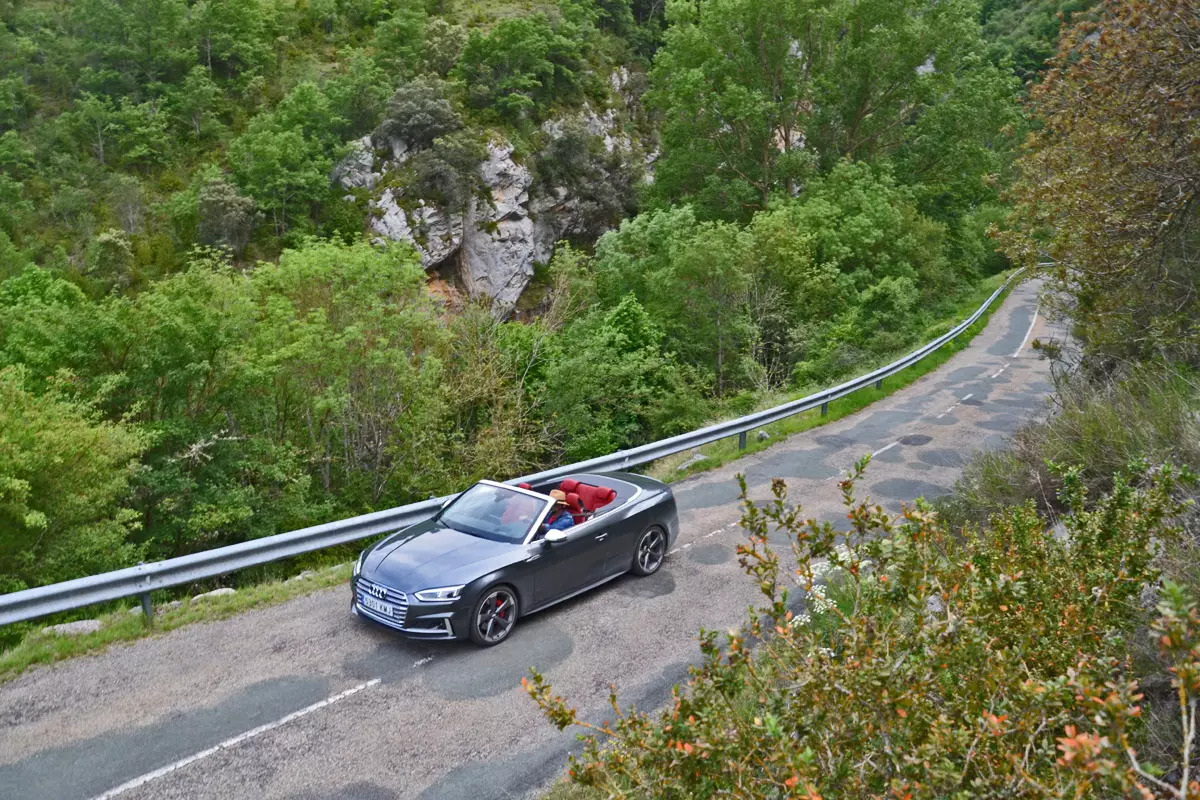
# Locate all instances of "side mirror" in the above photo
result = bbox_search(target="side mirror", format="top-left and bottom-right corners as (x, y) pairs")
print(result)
(543, 529), (568, 544)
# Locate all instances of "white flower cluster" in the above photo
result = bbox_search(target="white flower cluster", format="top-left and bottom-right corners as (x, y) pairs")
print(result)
(790, 612), (812, 628)
(808, 584), (835, 614)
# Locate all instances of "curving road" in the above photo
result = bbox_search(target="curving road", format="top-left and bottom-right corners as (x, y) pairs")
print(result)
(0, 279), (1064, 800)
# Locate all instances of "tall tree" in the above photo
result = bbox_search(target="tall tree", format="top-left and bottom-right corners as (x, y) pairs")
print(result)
(1003, 0), (1200, 368)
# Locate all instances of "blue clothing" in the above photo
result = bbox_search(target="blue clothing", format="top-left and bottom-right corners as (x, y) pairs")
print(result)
(546, 511), (575, 531)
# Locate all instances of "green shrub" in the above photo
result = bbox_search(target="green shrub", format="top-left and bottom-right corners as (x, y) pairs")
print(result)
(939, 368), (1200, 531)
(527, 459), (1194, 797)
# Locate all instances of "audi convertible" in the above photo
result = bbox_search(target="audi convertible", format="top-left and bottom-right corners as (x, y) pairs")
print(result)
(351, 472), (679, 646)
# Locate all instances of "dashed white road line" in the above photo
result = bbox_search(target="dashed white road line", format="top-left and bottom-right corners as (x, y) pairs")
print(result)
(670, 526), (740, 555)
(1012, 303), (1040, 358)
(936, 393), (973, 419)
(990, 363), (1010, 379)
(91, 679), (382, 800)
(412, 656), (434, 668)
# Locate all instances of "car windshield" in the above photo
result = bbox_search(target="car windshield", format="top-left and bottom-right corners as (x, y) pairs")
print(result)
(439, 484), (549, 543)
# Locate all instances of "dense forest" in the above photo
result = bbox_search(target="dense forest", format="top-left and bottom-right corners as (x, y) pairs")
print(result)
(0, 0), (1078, 593)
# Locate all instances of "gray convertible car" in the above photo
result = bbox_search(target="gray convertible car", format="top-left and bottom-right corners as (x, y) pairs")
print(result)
(351, 472), (679, 646)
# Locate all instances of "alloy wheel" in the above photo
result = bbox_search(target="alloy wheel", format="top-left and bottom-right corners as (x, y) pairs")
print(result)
(475, 588), (516, 644)
(636, 528), (666, 574)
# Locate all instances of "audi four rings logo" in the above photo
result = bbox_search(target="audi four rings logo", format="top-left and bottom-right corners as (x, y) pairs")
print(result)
(366, 584), (387, 599)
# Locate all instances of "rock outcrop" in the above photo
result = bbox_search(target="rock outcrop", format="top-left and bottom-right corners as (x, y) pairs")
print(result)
(333, 71), (647, 318)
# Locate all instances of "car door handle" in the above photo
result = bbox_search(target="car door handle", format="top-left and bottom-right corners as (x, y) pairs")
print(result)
(594, 533), (608, 541)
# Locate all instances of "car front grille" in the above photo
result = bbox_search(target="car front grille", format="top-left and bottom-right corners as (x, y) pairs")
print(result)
(356, 577), (408, 627)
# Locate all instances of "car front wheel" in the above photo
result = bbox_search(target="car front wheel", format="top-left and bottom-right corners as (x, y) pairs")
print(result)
(631, 527), (667, 576)
(468, 585), (519, 647)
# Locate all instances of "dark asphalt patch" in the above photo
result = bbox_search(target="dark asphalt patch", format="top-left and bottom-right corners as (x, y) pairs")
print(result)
(939, 366), (988, 383)
(743, 448), (837, 482)
(814, 433), (856, 450)
(961, 397), (984, 406)
(617, 570), (675, 599)
(909, 462), (933, 472)
(422, 619), (573, 701)
(873, 445), (905, 464)
(869, 478), (951, 502)
(673, 481), (741, 511)
(976, 416), (1023, 433)
(688, 543), (732, 565)
(988, 302), (1036, 356)
(0, 676), (332, 800)
(929, 415), (958, 425)
(417, 661), (696, 800)
(917, 449), (966, 468)
(900, 434), (933, 446)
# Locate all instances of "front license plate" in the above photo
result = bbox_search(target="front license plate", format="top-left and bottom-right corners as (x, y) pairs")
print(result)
(361, 595), (395, 617)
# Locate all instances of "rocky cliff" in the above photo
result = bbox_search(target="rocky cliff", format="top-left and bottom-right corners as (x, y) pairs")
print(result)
(333, 72), (651, 318)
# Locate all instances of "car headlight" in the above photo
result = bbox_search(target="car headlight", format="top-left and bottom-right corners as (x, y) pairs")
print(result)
(414, 585), (465, 603)
(353, 552), (364, 577)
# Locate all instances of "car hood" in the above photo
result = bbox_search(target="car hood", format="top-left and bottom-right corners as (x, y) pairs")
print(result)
(361, 519), (522, 591)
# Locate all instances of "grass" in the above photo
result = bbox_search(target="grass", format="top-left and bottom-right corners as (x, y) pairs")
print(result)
(0, 563), (351, 685)
(0, 271), (1020, 686)
(647, 270), (1021, 484)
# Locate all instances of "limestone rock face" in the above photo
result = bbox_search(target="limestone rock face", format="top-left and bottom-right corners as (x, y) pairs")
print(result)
(458, 142), (546, 317)
(334, 70), (647, 317)
(331, 135), (378, 192)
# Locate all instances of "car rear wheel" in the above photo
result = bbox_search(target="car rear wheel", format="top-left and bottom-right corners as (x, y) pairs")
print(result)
(468, 585), (519, 647)
(631, 527), (667, 576)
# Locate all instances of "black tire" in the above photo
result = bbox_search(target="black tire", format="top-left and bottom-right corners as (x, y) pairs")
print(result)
(468, 585), (519, 647)
(630, 527), (667, 576)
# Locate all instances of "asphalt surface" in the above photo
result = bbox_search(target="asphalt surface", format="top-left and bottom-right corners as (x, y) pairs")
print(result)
(0, 279), (1064, 800)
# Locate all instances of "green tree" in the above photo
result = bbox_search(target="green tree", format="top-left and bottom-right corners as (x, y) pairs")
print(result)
(1002, 0), (1200, 369)
(648, 0), (1018, 221)
(454, 14), (585, 121)
(0, 366), (148, 591)
(374, 75), (461, 149)
(172, 65), (225, 142)
(541, 295), (708, 460)
(190, 0), (272, 79)
(228, 83), (345, 236)
(595, 207), (754, 393)
(249, 239), (453, 505)
(72, 0), (190, 96)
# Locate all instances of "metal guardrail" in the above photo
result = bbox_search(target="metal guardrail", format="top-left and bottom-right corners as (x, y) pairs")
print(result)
(0, 269), (1027, 626)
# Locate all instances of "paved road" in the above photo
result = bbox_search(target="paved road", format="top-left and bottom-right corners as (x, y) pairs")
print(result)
(0, 280), (1062, 800)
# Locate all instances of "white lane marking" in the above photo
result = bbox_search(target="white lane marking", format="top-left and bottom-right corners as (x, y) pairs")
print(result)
(1012, 303), (1040, 358)
(990, 363), (1010, 379)
(936, 393), (973, 419)
(412, 656), (434, 668)
(91, 679), (381, 800)
(827, 439), (903, 481)
(872, 441), (900, 458)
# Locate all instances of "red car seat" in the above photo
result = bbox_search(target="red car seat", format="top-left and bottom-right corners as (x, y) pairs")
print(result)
(574, 483), (617, 513)
(517, 482), (532, 490)
(559, 478), (580, 494)
(564, 492), (586, 524)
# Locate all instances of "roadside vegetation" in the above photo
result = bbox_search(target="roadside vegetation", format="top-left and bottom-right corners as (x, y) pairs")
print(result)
(532, 1), (1200, 797)
(1, 0), (1033, 648)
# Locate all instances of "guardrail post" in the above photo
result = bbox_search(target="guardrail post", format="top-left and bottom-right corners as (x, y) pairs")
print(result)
(738, 431), (748, 450)
(140, 592), (153, 623)
(820, 402), (828, 417)
(874, 379), (883, 391)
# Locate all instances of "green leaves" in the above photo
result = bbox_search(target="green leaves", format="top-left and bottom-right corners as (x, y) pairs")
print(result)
(454, 14), (587, 122)
(527, 463), (1192, 797)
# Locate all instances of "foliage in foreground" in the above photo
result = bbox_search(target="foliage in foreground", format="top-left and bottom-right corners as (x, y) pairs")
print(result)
(527, 460), (1200, 797)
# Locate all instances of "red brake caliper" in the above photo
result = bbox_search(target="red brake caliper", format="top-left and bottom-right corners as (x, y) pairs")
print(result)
(496, 597), (505, 617)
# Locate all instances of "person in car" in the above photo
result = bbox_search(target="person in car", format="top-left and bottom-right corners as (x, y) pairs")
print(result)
(545, 490), (576, 532)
